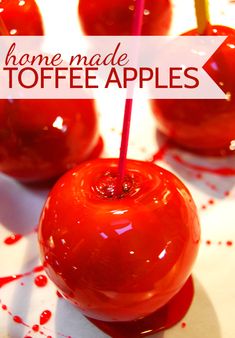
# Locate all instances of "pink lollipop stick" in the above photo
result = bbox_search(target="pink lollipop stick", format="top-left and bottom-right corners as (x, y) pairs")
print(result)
(117, 0), (145, 193)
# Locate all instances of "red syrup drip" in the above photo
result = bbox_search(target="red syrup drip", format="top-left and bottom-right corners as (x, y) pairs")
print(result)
(172, 154), (235, 176)
(56, 290), (63, 298)
(227, 241), (233, 246)
(4, 233), (23, 245)
(1, 301), (60, 338)
(150, 142), (170, 162)
(88, 276), (194, 338)
(204, 240), (233, 246)
(40, 310), (52, 325)
(150, 142), (235, 178)
(32, 324), (40, 332)
(196, 173), (203, 179)
(0, 266), (44, 288)
(0, 275), (22, 288)
(13, 315), (29, 328)
(181, 322), (187, 328)
(201, 199), (216, 211)
(34, 274), (48, 287)
(34, 266), (44, 273)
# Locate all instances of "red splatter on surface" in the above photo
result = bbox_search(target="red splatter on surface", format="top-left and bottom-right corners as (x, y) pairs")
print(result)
(34, 266), (44, 273)
(181, 322), (187, 328)
(32, 324), (40, 331)
(204, 240), (233, 247)
(40, 310), (52, 325)
(172, 154), (235, 176)
(13, 315), (29, 328)
(0, 274), (23, 288)
(196, 173), (203, 179)
(34, 275), (48, 287)
(0, 266), (43, 288)
(4, 234), (23, 245)
(150, 142), (170, 162)
(0, 301), (65, 337)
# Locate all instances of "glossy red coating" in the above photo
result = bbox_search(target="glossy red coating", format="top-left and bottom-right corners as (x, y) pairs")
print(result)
(0, 99), (100, 182)
(151, 25), (235, 156)
(0, 0), (43, 35)
(78, 0), (172, 36)
(38, 158), (200, 322)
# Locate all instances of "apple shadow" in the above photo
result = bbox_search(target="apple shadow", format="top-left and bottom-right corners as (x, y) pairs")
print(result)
(154, 130), (235, 200)
(0, 173), (49, 234)
(149, 276), (222, 338)
(53, 276), (221, 338)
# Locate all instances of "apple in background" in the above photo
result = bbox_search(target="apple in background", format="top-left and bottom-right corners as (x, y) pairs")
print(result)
(38, 158), (200, 322)
(0, 99), (101, 182)
(0, 0), (43, 35)
(78, 0), (172, 36)
(151, 25), (235, 156)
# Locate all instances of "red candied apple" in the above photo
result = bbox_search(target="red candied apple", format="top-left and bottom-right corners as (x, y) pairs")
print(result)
(0, 0), (43, 35)
(0, 99), (101, 182)
(78, 0), (172, 36)
(151, 25), (235, 156)
(38, 158), (200, 322)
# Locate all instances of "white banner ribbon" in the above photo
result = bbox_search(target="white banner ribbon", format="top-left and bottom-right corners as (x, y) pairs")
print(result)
(0, 36), (227, 99)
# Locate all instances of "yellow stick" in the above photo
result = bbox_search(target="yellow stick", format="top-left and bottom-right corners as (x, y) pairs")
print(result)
(194, 0), (210, 35)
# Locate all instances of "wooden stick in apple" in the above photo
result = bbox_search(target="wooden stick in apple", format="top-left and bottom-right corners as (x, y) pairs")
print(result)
(117, 0), (145, 193)
(194, 0), (210, 35)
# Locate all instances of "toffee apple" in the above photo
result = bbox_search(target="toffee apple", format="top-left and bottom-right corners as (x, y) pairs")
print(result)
(38, 158), (200, 322)
(151, 0), (235, 156)
(0, 0), (43, 35)
(0, 99), (101, 182)
(78, 0), (172, 36)
(151, 25), (235, 156)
